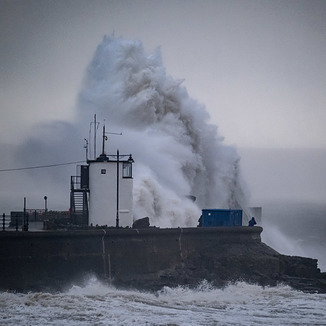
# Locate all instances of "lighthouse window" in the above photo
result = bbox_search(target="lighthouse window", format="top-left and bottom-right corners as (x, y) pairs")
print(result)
(123, 162), (132, 178)
(101, 169), (106, 174)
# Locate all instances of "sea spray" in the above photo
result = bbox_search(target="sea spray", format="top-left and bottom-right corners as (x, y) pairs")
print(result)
(77, 36), (249, 226)
(1, 277), (325, 326)
(7, 36), (249, 226)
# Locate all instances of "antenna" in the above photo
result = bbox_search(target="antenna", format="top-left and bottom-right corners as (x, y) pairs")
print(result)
(101, 124), (108, 155)
(86, 116), (122, 159)
(101, 119), (122, 156)
(101, 120), (122, 156)
(84, 138), (88, 161)
(89, 114), (100, 160)
(94, 114), (97, 160)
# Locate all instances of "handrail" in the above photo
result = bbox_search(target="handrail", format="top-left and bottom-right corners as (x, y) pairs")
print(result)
(71, 176), (81, 190)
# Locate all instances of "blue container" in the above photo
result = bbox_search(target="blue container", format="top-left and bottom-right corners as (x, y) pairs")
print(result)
(200, 209), (242, 227)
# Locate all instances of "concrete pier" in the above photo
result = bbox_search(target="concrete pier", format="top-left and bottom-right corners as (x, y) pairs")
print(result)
(0, 227), (324, 292)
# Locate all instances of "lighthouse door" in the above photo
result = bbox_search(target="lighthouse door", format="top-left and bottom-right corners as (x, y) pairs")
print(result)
(80, 165), (89, 189)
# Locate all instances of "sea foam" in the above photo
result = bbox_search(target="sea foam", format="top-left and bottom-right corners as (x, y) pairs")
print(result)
(77, 36), (249, 226)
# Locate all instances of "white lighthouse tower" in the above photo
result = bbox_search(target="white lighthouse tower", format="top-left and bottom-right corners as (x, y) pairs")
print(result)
(70, 122), (134, 227)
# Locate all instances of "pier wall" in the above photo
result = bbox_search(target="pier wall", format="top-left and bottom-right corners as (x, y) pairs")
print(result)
(0, 227), (321, 292)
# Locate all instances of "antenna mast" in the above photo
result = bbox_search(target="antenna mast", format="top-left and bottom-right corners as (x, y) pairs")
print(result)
(88, 117), (122, 158)
(84, 138), (88, 161)
(89, 114), (99, 160)
(94, 114), (97, 160)
(102, 124), (107, 155)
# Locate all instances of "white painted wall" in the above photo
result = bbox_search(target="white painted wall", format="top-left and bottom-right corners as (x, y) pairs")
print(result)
(88, 160), (133, 227)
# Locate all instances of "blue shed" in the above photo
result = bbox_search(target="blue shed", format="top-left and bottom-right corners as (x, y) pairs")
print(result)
(200, 209), (242, 227)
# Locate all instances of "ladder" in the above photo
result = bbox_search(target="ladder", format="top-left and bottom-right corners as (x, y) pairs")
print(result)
(70, 176), (89, 225)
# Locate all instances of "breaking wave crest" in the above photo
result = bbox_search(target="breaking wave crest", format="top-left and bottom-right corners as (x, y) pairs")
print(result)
(1, 276), (325, 326)
(77, 36), (249, 226)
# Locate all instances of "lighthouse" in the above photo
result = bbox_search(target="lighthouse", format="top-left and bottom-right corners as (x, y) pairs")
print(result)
(70, 123), (134, 227)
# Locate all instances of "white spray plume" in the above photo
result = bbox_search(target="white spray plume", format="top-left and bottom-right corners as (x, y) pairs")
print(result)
(78, 36), (249, 227)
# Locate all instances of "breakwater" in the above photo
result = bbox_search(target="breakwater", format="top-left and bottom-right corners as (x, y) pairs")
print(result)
(0, 227), (325, 293)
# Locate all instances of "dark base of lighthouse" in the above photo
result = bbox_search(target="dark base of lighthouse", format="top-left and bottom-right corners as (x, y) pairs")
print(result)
(0, 227), (325, 293)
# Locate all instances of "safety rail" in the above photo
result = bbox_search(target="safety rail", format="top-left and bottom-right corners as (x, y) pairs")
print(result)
(70, 176), (89, 226)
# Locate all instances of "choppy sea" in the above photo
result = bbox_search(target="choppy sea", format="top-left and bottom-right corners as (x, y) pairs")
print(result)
(0, 277), (325, 326)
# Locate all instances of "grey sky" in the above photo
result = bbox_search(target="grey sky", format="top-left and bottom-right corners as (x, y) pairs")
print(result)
(0, 0), (326, 208)
(1, 0), (326, 148)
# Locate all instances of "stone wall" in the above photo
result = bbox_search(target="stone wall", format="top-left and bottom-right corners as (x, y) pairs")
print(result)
(0, 227), (324, 292)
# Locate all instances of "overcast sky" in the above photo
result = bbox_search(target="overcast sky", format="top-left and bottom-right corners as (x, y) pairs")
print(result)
(1, 0), (326, 207)
(1, 0), (326, 149)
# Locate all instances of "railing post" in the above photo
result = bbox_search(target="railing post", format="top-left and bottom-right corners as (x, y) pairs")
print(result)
(23, 197), (26, 231)
(116, 149), (119, 228)
(44, 196), (48, 213)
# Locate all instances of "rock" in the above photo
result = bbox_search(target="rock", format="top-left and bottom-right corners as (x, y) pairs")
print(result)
(132, 217), (150, 228)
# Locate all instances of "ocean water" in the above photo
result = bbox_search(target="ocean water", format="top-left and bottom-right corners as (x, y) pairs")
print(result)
(261, 200), (326, 272)
(0, 277), (325, 326)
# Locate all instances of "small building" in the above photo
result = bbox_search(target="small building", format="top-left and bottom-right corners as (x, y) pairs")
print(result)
(70, 123), (134, 227)
(199, 209), (242, 227)
(88, 151), (134, 227)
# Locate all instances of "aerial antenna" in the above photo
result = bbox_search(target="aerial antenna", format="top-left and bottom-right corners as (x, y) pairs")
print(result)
(89, 114), (100, 160)
(84, 138), (88, 161)
(101, 119), (122, 156)
(101, 124), (108, 155)
(94, 114), (98, 159)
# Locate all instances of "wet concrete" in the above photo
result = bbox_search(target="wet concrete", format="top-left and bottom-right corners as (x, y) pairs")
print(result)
(0, 227), (324, 293)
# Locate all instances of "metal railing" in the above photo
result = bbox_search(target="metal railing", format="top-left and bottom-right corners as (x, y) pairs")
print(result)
(70, 176), (89, 225)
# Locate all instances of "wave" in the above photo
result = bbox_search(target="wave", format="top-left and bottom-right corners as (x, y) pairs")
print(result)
(1, 276), (325, 326)
(77, 36), (250, 226)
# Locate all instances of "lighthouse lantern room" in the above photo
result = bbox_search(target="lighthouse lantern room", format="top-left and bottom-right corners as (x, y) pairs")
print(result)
(70, 121), (134, 227)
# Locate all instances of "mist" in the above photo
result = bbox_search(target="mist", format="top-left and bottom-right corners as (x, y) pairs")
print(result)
(260, 199), (326, 272)
(77, 36), (249, 226)
(0, 36), (249, 227)
(0, 121), (84, 212)
(238, 148), (326, 271)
